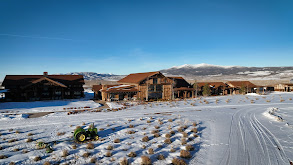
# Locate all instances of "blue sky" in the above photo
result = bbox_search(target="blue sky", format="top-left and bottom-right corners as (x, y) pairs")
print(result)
(0, 0), (292, 80)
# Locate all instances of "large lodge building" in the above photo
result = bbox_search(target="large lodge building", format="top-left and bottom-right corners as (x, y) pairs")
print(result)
(1, 72), (85, 101)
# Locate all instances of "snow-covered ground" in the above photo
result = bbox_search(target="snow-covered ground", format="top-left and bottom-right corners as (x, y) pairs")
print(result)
(0, 92), (293, 164)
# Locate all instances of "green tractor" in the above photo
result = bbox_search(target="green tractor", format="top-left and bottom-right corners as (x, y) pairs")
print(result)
(74, 123), (99, 142)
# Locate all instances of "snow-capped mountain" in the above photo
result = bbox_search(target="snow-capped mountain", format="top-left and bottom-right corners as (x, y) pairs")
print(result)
(61, 72), (124, 81)
(160, 63), (293, 80)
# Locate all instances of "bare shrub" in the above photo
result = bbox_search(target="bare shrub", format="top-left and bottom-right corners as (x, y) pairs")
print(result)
(182, 132), (188, 138)
(157, 154), (165, 160)
(180, 150), (191, 159)
(9, 162), (15, 165)
(178, 127), (183, 132)
(148, 148), (154, 154)
(27, 133), (33, 136)
(43, 161), (51, 165)
(34, 156), (42, 161)
(90, 157), (96, 163)
(142, 145), (146, 149)
(170, 148), (176, 153)
(141, 155), (152, 165)
(62, 149), (69, 157)
(127, 130), (136, 134)
(165, 133), (171, 138)
(114, 138), (121, 143)
(8, 139), (17, 143)
(191, 127), (198, 133)
(172, 158), (187, 165)
(151, 130), (159, 134)
(72, 144), (77, 149)
(86, 143), (94, 149)
(105, 151), (112, 157)
(142, 136), (149, 142)
(170, 130), (175, 135)
(154, 133), (160, 138)
(22, 149), (28, 153)
(128, 151), (137, 157)
(57, 132), (65, 136)
(181, 138), (187, 145)
(129, 124), (134, 128)
(158, 144), (163, 148)
(107, 145), (114, 150)
(26, 138), (33, 143)
(154, 125), (160, 129)
(13, 148), (19, 152)
(185, 144), (195, 151)
(120, 157), (129, 165)
(0, 155), (8, 159)
(164, 138), (172, 144)
(82, 152), (90, 158)
(8, 129), (13, 132)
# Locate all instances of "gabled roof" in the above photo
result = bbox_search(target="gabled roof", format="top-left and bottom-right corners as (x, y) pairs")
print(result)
(23, 77), (67, 88)
(2, 74), (84, 87)
(92, 84), (117, 92)
(197, 82), (227, 88)
(101, 85), (138, 93)
(117, 71), (160, 84)
(168, 77), (191, 88)
(226, 81), (256, 88)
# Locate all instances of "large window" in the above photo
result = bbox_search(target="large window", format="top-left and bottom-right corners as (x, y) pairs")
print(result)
(153, 78), (157, 84)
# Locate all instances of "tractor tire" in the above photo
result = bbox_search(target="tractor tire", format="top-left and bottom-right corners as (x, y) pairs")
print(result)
(75, 132), (87, 142)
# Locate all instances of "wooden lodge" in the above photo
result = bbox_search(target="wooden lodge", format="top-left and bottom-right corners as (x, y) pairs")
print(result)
(226, 81), (257, 94)
(274, 83), (293, 92)
(93, 71), (194, 101)
(197, 82), (229, 95)
(1, 72), (85, 101)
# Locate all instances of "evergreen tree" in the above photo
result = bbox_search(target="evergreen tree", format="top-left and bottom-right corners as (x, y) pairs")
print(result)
(239, 84), (246, 95)
(202, 83), (211, 96)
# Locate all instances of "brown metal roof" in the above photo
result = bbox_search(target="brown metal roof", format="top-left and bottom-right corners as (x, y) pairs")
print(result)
(117, 71), (160, 84)
(226, 81), (256, 88)
(2, 74), (84, 87)
(92, 84), (118, 92)
(101, 85), (138, 93)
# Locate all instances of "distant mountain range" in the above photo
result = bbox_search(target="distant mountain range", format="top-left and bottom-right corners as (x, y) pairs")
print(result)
(61, 72), (124, 81)
(62, 64), (293, 81)
(160, 63), (293, 80)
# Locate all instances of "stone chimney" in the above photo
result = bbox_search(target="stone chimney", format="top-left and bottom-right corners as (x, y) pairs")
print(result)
(43, 72), (48, 77)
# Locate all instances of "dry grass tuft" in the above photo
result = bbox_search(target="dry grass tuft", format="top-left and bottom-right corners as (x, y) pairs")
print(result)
(114, 138), (121, 143)
(105, 151), (112, 157)
(13, 148), (19, 152)
(157, 154), (165, 160)
(129, 124), (134, 128)
(147, 120), (152, 123)
(170, 148), (176, 153)
(142, 136), (149, 142)
(154, 125), (160, 129)
(128, 151), (137, 157)
(127, 130), (136, 134)
(86, 143), (94, 149)
(62, 149), (69, 157)
(9, 162), (15, 165)
(158, 144), (163, 148)
(57, 132), (65, 136)
(22, 149), (28, 154)
(142, 145), (146, 149)
(0, 146), (2, 150)
(27, 133), (33, 136)
(82, 122), (86, 125)
(82, 152), (90, 158)
(172, 158), (187, 165)
(164, 138), (172, 144)
(26, 138), (33, 143)
(154, 133), (160, 138)
(141, 155), (152, 165)
(43, 161), (51, 165)
(170, 130), (175, 135)
(182, 132), (188, 138)
(178, 127), (184, 132)
(168, 119), (173, 122)
(8, 139), (17, 143)
(165, 133), (171, 138)
(148, 148), (154, 154)
(34, 156), (42, 161)
(280, 99), (285, 102)
(151, 130), (159, 134)
(72, 144), (77, 149)
(181, 138), (187, 145)
(107, 145), (114, 150)
(15, 130), (20, 134)
(180, 150), (191, 159)
(120, 157), (129, 165)
(8, 129), (13, 132)
(99, 128), (105, 131)
(90, 157), (96, 163)
(142, 127), (147, 130)
(185, 144), (195, 151)
(0, 155), (8, 159)
(191, 127), (198, 133)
